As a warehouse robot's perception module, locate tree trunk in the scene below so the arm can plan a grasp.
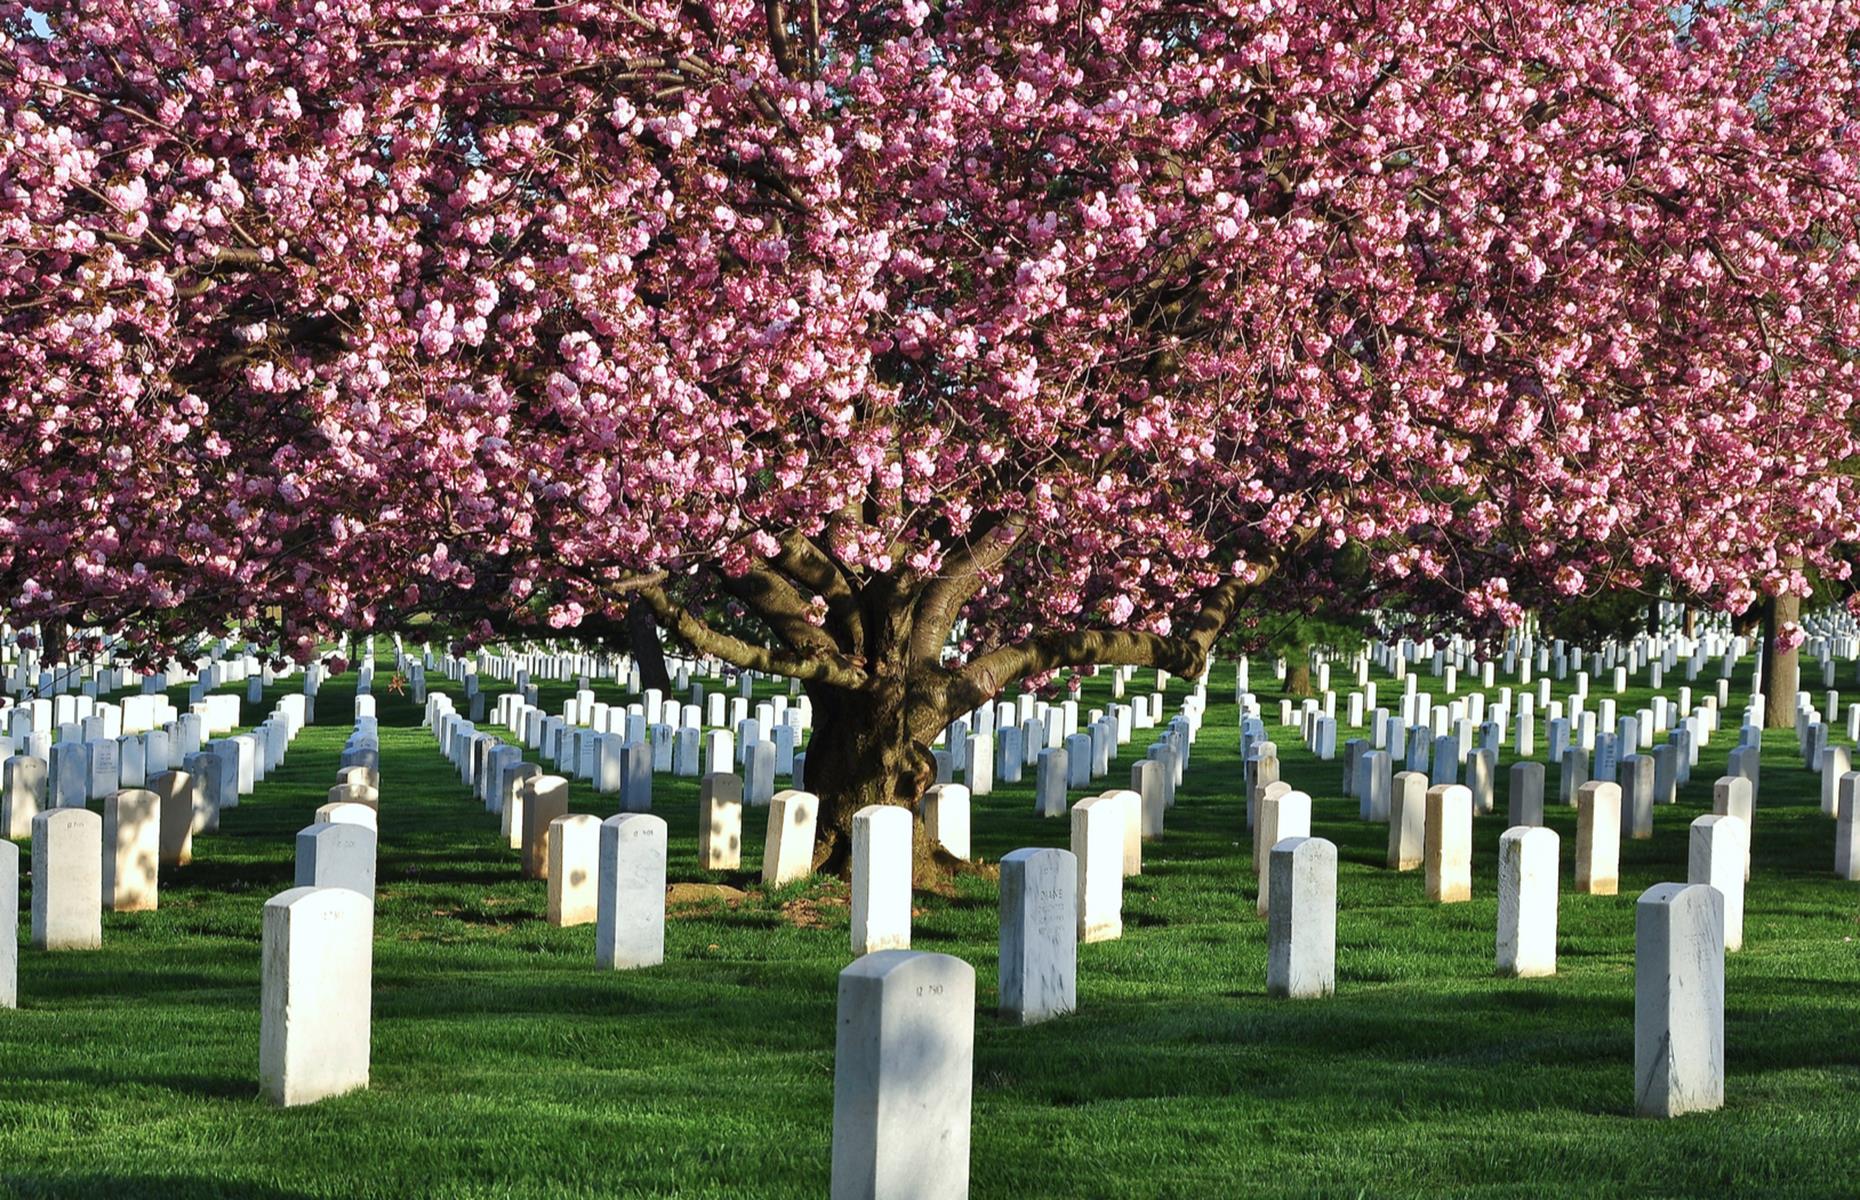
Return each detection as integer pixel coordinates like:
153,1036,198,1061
626,604,674,693
1286,660,1312,697
41,619,65,670
801,679,960,884
1763,588,1800,728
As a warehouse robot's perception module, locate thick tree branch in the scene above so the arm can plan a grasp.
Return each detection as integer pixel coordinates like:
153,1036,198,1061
949,628,1203,718
772,530,865,655
943,557,1286,718
717,559,849,657
173,313,347,386
637,584,868,687
764,0,798,77
908,515,1027,662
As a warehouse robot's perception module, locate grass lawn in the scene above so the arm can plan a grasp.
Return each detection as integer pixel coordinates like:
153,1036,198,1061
0,651,1855,1198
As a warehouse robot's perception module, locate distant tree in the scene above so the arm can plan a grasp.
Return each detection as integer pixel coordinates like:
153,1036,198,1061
1540,590,1652,649
1220,552,1377,697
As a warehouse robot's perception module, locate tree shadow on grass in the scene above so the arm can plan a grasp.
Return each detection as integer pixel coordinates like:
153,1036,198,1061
160,857,298,898
906,924,968,944
373,866,520,888
409,905,528,928
0,1175,318,1200
0,1060,254,1102
17,950,258,1005
970,984,1647,1117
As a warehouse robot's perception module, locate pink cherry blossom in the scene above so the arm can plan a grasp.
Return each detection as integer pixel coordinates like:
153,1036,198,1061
5,1,1858,852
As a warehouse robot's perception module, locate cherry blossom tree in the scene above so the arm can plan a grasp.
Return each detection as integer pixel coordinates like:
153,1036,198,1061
5,0,1859,867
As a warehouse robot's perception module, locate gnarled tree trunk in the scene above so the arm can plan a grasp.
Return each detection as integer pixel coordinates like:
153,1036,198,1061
629,528,1298,885
801,677,946,880
1763,586,1801,728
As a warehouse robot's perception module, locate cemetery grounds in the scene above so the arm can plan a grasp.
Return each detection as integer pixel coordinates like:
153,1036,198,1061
0,653,1854,1198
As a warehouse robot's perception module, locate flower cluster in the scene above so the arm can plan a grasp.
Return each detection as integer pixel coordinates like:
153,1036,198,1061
1,0,1856,662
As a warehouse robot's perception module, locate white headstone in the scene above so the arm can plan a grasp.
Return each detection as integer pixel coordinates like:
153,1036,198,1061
1621,754,1656,839
1069,794,1124,943
547,814,602,927
1356,750,1391,822
102,788,160,912
1131,759,1167,839
1688,814,1747,953
3,754,45,839
761,790,817,887
0,842,14,1006
923,783,970,861
1424,784,1472,903
1388,771,1427,871
1497,826,1558,978
1035,748,1068,818
259,886,373,1106
851,805,913,957
30,803,102,945
830,951,974,1200
295,821,377,900
151,769,195,867
998,847,1076,1024
316,800,377,832
698,772,743,871
594,813,666,969
1575,780,1622,896
1634,882,1724,1118
1266,836,1336,999
1508,761,1544,827
1838,774,1860,881
1255,790,1312,916
520,775,570,879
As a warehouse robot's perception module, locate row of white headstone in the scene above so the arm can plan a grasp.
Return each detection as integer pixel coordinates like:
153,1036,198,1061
427,693,1082,1198
442,683,1086,996
0,686,318,833
0,658,381,1108
280,639,1762,1193
1272,668,1740,767
1280,610,1795,695
263,707,383,1106
831,634,1756,1192
448,641,732,699
386,638,1815,1170
0,684,312,1020
478,688,805,796
429,697,672,961
0,629,274,702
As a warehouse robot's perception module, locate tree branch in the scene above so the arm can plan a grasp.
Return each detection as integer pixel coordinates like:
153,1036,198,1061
908,515,1027,662
764,0,798,77
636,584,868,687
772,530,864,655
717,559,849,657
944,557,1286,718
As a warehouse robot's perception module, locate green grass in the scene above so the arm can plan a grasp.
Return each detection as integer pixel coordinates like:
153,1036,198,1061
0,653,1856,1198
